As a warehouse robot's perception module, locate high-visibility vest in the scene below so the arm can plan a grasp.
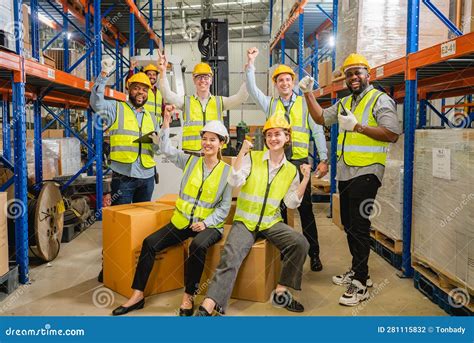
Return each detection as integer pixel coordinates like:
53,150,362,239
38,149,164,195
337,89,389,167
109,102,158,169
233,151,297,231
182,95,223,152
171,156,231,229
268,95,311,160
144,87,163,123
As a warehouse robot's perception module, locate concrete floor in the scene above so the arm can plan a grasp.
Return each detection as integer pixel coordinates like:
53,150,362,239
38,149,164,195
0,204,445,316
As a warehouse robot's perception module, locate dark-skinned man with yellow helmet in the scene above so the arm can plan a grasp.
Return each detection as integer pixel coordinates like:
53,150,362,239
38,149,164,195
245,47,329,273
300,53,401,306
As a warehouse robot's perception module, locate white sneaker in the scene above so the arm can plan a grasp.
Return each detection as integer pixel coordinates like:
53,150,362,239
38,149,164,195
339,280,370,306
332,269,373,287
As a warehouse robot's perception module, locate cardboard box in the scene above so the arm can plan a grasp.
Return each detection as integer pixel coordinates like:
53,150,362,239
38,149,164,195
222,156,241,198
332,193,343,230
22,4,30,45
317,60,332,88
0,192,9,276
103,202,185,298
201,225,281,303
155,193,178,207
26,129,64,139
462,0,474,33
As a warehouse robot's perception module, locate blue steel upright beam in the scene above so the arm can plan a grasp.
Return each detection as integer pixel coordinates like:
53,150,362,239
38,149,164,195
33,99,42,185
30,0,40,60
12,0,29,284
2,97,11,162
280,35,285,64
402,0,420,278
297,9,304,81
269,0,273,66
85,0,93,176
93,0,103,218
149,0,154,55
312,39,318,82
130,9,136,60
63,4,71,138
418,98,427,128
329,0,338,213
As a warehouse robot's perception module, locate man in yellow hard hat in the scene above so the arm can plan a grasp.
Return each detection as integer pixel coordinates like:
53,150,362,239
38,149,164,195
127,60,163,123
300,53,401,306
91,58,160,206
157,52,248,154
245,47,328,273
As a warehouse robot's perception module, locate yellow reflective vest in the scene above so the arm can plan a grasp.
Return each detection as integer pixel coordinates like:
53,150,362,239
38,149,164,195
233,151,297,231
171,156,231,229
337,89,389,167
182,95,223,152
268,95,311,160
144,87,163,123
109,102,158,169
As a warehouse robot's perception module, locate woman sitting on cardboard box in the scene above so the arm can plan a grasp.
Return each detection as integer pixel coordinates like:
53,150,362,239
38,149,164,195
194,116,311,316
112,105,232,316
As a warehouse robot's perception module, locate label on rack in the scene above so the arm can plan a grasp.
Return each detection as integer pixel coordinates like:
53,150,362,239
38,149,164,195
440,40,456,58
84,81,90,90
319,88,324,96
432,148,451,180
47,69,55,80
376,66,384,78
109,89,114,97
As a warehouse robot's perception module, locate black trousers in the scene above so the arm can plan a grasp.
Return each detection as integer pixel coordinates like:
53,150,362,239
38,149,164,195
132,222,222,295
281,159,320,257
338,174,381,285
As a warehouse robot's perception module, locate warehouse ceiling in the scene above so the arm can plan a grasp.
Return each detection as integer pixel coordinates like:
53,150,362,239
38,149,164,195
148,0,271,43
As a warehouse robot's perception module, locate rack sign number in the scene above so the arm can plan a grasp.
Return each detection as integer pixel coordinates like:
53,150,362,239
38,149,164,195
441,41,456,58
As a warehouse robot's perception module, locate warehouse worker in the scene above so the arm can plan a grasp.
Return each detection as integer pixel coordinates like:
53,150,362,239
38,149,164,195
245,47,328,272
194,116,310,316
128,59,163,122
157,52,248,154
112,106,232,316
299,53,401,306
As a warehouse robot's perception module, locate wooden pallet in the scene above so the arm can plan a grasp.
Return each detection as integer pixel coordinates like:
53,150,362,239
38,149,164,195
373,229,403,254
412,254,474,303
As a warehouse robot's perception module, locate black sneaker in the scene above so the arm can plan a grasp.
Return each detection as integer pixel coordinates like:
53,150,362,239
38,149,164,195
193,306,212,316
271,290,305,313
310,255,323,272
339,280,369,306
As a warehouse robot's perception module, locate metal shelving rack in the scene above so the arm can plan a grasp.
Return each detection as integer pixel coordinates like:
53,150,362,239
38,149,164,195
271,0,474,277
0,0,163,284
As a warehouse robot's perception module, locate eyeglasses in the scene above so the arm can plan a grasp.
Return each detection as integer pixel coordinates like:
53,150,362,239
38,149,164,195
194,75,211,81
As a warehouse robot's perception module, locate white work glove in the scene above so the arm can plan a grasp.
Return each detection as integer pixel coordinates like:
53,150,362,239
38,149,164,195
298,76,314,93
338,108,358,131
101,58,115,75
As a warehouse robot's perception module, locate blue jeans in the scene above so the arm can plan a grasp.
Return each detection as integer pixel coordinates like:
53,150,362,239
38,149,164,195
111,172,155,205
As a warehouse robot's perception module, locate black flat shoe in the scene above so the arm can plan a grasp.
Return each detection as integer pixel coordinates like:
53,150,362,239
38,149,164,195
272,290,305,313
193,305,212,316
112,299,145,316
178,300,194,317
285,298,305,313
97,269,103,283
310,255,323,272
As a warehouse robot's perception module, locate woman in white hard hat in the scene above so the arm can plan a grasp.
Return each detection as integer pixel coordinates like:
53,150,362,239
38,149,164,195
112,105,232,316
194,116,311,316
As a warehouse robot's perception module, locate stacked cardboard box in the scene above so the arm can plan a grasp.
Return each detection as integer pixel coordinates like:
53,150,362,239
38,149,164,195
26,129,64,139
103,202,185,298
412,129,474,290
0,192,8,276
201,225,281,303
335,0,449,70
462,0,474,33
317,60,333,88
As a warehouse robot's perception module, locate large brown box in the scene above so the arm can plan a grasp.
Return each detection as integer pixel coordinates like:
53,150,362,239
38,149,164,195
317,60,332,88
155,193,178,207
0,192,9,276
331,193,343,230
201,225,281,303
103,202,185,298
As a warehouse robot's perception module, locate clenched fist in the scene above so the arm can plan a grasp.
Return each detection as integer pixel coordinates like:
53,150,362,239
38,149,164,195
298,76,314,93
247,47,259,66
101,58,115,75
240,139,254,155
300,163,311,180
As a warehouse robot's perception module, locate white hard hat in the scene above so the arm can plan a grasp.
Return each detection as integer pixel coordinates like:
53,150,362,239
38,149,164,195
200,121,229,144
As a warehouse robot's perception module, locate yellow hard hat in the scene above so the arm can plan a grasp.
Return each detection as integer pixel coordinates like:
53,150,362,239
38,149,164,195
127,72,152,88
272,64,296,83
341,53,370,73
143,64,159,73
192,62,213,76
263,115,291,133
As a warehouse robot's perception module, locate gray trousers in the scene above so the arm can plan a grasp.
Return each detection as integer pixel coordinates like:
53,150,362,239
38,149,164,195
206,221,309,310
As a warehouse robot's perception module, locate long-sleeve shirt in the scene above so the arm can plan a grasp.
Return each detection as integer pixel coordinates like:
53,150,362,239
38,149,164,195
322,85,402,183
228,151,303,209
245,64,328,161
159,127,231,230
159,76,248,110
90,74,160,179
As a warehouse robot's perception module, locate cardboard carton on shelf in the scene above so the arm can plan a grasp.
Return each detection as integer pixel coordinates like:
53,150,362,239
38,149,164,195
0,192,9,276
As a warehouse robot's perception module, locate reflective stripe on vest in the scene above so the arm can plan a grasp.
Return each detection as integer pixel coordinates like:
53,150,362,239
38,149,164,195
109,102,158,169
171,156,230,229
233,151,297,231
268,95,310,159
336,89,389,167
182,95,223,152
144,88,163,124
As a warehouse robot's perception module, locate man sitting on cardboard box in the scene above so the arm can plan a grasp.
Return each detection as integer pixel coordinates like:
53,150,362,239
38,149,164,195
194,116,310,315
